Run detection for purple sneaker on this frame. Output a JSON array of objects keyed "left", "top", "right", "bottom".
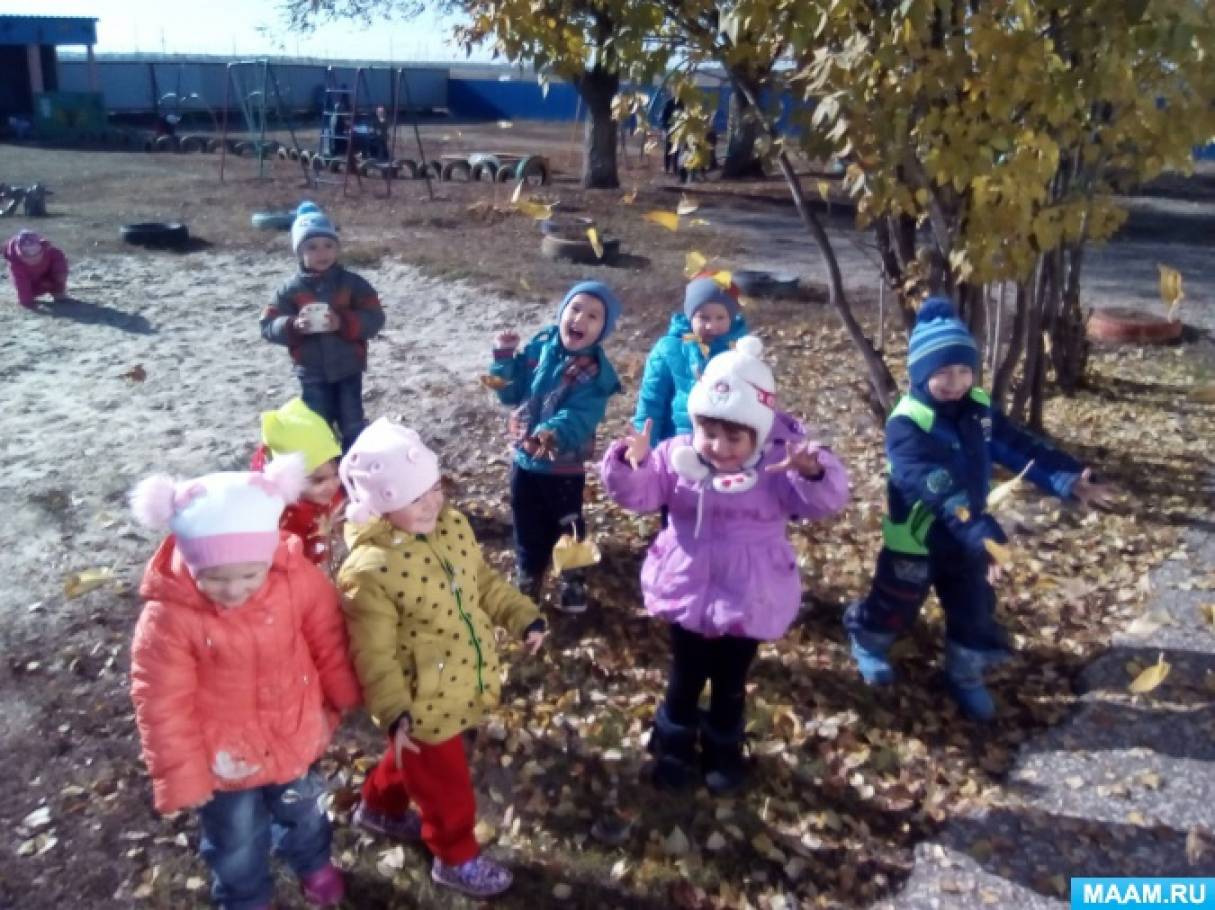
[
  {"left": 353, "top": 801, "right": 423, "bottom": 841},
  {"left": 300, "top": 862, "right": 345, "bottom": 906},
  {"left": 431, "top": 855, "right": 513, "bottom": 898}
]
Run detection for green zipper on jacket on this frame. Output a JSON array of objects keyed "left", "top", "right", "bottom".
[{"left": 423, "top": 538, "right": 486, "bottom": 694}]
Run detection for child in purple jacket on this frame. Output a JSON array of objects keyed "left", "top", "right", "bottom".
[
  {"left": 601, "top": 336, "right": 849, "bottom": 793},
  {"left": 5, "top": 229, "right": 68, "bottom": 310}
]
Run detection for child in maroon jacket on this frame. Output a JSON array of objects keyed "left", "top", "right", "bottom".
[{"left": 4, "top": 230, "right": 68, "bottom": 309}]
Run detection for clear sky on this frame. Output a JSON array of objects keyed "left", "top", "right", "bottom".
[{"left": 0, "top": 0, "right": 483, "bottom": 61}]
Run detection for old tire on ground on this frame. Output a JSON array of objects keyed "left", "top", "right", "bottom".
[
  {"left": 516, "top": 155, "right": 550, "bottom": 186},
  {"left": 392, "top": 159, "right": 418, "bottom": 179},
  {"left": 120, "top": 222, "right": 190, "bottom": 250},
  {"left": 540, "top": 216, "right": 595, "bottom": 238},
  {"left": 441, "top": 160, "right": 471, "bottom": 181},
  {"left": 154, "top": 135, "right": 180, "bottom": 152},
  {"left": 179, "top": 135, "right": 206, "bottom": 153},
  {"left": 251, "top": 212, "right": 295, "bottom": 231},
  {"left": 471, "top": 156, "right": 502, "bottom": 183},
  {"left": 206, "top": 138, "right": 223, "bottom": 153},
  {"left": 495, "top": 165, "right": 515, "bottom": 184},
  {"left": 423, "top": 161, "right": 443, "bottom": 180},
  {"left": 540, "top": 233, "right": 619, "bottom": 265},
  {"left": 232, "top": 140, "right": 252, "bottom": 157},
  {"left": 1086, "top": 307, "right": 1184, "bottom": 345},
  {"left": 328, "top": 158, "right": 344, "bottom": 173}
]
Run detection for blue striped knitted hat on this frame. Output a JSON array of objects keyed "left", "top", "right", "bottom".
[{"left": 907, "top": 297, "right": 978, "bottom": 386}]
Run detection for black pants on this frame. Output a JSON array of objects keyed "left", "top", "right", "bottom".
[
  {"left": 845, "top": 546, "right": 1007, "bottom": 652},
  {"left": 664, "top": 624, "right": 759, "bottom": 731},
  {"left": 509, "top": 465, "right": 586, "bottom": 579}
]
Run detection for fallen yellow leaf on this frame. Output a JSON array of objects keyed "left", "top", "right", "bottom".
[
  {"left": 644, "top": 210, "right": 680, "bottom": 231},
  {"left": 621, "top": 187, "right": 638, "bottom": 205},
  {"left": 684, "top": 250, "right": 708, "bottom": 278},
  {"left": 987, "top": 460, "right": 1034, "bottom": 510},
  {"left": 1197, "top": 603, "right": 1215, "bottom": 627},
  {"left": 515, "top": 199, "right": 554, "bottom": 220},
  {"left": 983, "top": 539, "right": 1012, "bottom": 566},
  {"left": 479, "top": 375, "right": 509, "bottom": 391},
  {"left": 1159, "top": 263, "right": 1184, "bottom": 321},
  {"left": 551, "top": 532, "right": 601, "bottom": 574},
  {"left": 1128, "top": 653, "right": 1170, "bottom": 694},
  {"left": 1188, "top": 385, "right": 1215, "bottom": 404},
  {"left": 64, "top": 568, "right": 115, "bottom": 599},
  {"left": 586, "top": 227, "right": 604, "bottom": 260},
  {"left": 676, "top": 194, "right": 699, "bottom": 216}
]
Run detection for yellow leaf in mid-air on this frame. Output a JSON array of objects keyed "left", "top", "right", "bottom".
[
  {"left": 510, "top": 178, "right": 525, "bottom": 205},
  {"left": 64, "top": 568, "right": 115, "bottom": 599},
  {"left": 983, "top": 539, "right": 1012, "bottom": 566},
  {"left": 676, "top": 194, "right": 699, "bottom": 216},
  {"left": 479, "top": 374, "right": 509, "bottom": 391},
  {"left": 1128, "top": 653, "right": 1171, "bottom": 694},
  {"left": 520, "top": 277, "right": 531, "bottom": 291},
  {"left": 586, "top": 227, "right": 604, "bottom": 260},
  {"left": 954, "top": 505, "right": 971, "bottom": 522},
  {"left": 1158, "top": 264, "right": 1184, "bottom": 321},
  {"left": 710, "top": 269, "right": 733, "bottom": 288},
  {"left": 687, "top": 217, "right": 711, "bottom": 226},
  {"left": 551, "top": 532, "right": 602, "bottom": 574},
  {"left": 816, "top": 180, "right": 831, "bottom": 202},
  {"left": 684, "top": 251, "right": 708, "bottom": 278},
  {"left": 987, "top": 460, "right": 1035, "bottom": 510},
  {"left": 515, "top": 199, "right": 554, "bottom": 220},
  {"left": 621, "top": 187, "right": 638, "bottom": 205},
  {"left": 644, "top": 210, "right": 680, "bottom": 231},
  {"left": 738, "top": 295, "right": 757, "bottom": 309}
]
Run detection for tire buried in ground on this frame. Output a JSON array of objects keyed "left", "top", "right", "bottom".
[
  {"left": 121, "top": 222, "right": 190, "bottom": 250},
  {"left": 540, "top": 233, "right": 619, "bottom": 265},
  {"left": 1086, "top": 307, "right": 1184, "bottom": 345}
]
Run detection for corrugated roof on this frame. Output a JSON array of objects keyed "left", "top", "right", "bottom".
[{"left": 0, "top": 15, "right": 97, "bottom": 47}]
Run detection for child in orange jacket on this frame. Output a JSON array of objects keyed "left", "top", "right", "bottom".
[{"left": 129, "top": 454, "right": 361, "bottom": 910}]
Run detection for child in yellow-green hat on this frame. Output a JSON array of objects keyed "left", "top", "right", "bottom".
[{"left": 251, "top": 398, "right": 346, "bottom": 570}]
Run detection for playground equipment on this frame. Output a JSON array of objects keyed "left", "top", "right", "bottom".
[{"left": 218, "top": 60, "right": 311, "bottom": 183}]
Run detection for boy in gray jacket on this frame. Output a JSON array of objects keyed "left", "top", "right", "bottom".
[{"left": 261, "top": 204, "right": 385, "bottom": 451}]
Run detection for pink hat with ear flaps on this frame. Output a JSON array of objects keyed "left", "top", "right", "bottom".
[
  {"left": 129, "top": 453, "right": 306, "bottom": 572},
  {"left": 339, "top": 418, "right": 441, "bottom": 525}
]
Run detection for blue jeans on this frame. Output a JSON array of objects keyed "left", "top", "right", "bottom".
[
  {"left": 300, "top": 373, "right": 365, "bottom": 453},
  {"left": 197, "top": 771, "right": 332, "bottom": 910}
]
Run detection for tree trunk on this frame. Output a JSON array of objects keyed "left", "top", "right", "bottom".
[
  {"left": 993, "top": 279, "right": 1029, "bottom": 408},
  {"left": 578, "top": 67, "right": 620, "bottom": 189},
  {"left": 1051, "top": 242, "right": 1090, "bottom": 393},
  {"left": 721, "top": 84, "right": 766, "bottom": 179},
  {"left": 774, "top": 149, "right": 898, "bottom": 415}
]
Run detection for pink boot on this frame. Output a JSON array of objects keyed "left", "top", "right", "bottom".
[{"left": 300, "top": 863, "right": 345, "bottom": 906}]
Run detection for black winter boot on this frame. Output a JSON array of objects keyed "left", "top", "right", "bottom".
[
  {"left": 700, "top": 716, "right": 749, "bottom": 795},
  {"left": 646, "top": 704, "right": 698, "bottom": 789}
]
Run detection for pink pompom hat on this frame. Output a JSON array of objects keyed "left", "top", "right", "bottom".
[{"left": 129, "top": 454, "right": 307, "bottom": 572}]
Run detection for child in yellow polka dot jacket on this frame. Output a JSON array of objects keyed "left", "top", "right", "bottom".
[{"left": 336, "top": 418, "right": 546, "bottom": 899}]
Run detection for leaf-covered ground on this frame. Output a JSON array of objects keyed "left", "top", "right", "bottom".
[{"left": 2, "top": 141, "right": 1213, "bottom": 909}]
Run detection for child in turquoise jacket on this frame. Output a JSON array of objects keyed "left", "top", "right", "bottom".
[
  {"left": 632, "top": 274, "right": 749, "bottom": 444},
  {"left": 489, "top": 281, "right": 623, "bottom": 613}
]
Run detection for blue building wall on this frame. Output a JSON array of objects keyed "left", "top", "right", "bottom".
[{"left": 446, "top": 78, "right": 581, "bottom": 121}]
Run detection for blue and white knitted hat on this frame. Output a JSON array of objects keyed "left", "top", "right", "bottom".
[
  {"left": 557, "top": 280, "right": 622, "bottom": 343},
  {"left": 907, "top": 297, "right": 978, "bottom": 386}
]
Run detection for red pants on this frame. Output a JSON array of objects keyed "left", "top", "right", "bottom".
[{"left": 362, "top": 733, "right": 479, "bottom": 864}]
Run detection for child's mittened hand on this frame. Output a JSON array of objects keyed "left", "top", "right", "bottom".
[
  {"left": 525, "top": 629, "right": 547, "bottom": 655},
  {"left": 766, "top": 441, "right": 826, "bottom": 479},
  {"left": 1073, "top": 468, "right": 1117, "bottom": 510},
  {"left": 621, "top": 420, "right": 652, "bottom": 469},
  {"left": 392, "top": 715, "right": 420, "bottom": 768},
  {"left": 523, "top": 430, "right": 558, "bottom": 460},
  {"left": 495, "top": 329, "right": 520, "bottom": 350}
]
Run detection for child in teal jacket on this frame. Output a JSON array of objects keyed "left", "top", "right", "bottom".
[
  {"left": 632, "top": 275, "right": 749, "bottom": 444},
  {"left": 489, "top": 281, "right": 623, "bottom": 612}
]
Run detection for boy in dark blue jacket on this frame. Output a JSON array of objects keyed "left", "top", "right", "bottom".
[
  {"left": 489, "top": 281, "right": 623, "bottom": 613},
  {"left": 844, "top": 298, "right": 1113, "bottom": 720}
]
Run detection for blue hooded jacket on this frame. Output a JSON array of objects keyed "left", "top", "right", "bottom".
[
  {"left": 632, "top": 311, "right": 750, "bottom": 444},
  {"left": 884, "top": 382, "right": 1084, "bottom": 559},
  {"left": 489, "top": 282, "right": 623, "bottom": 474}
]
